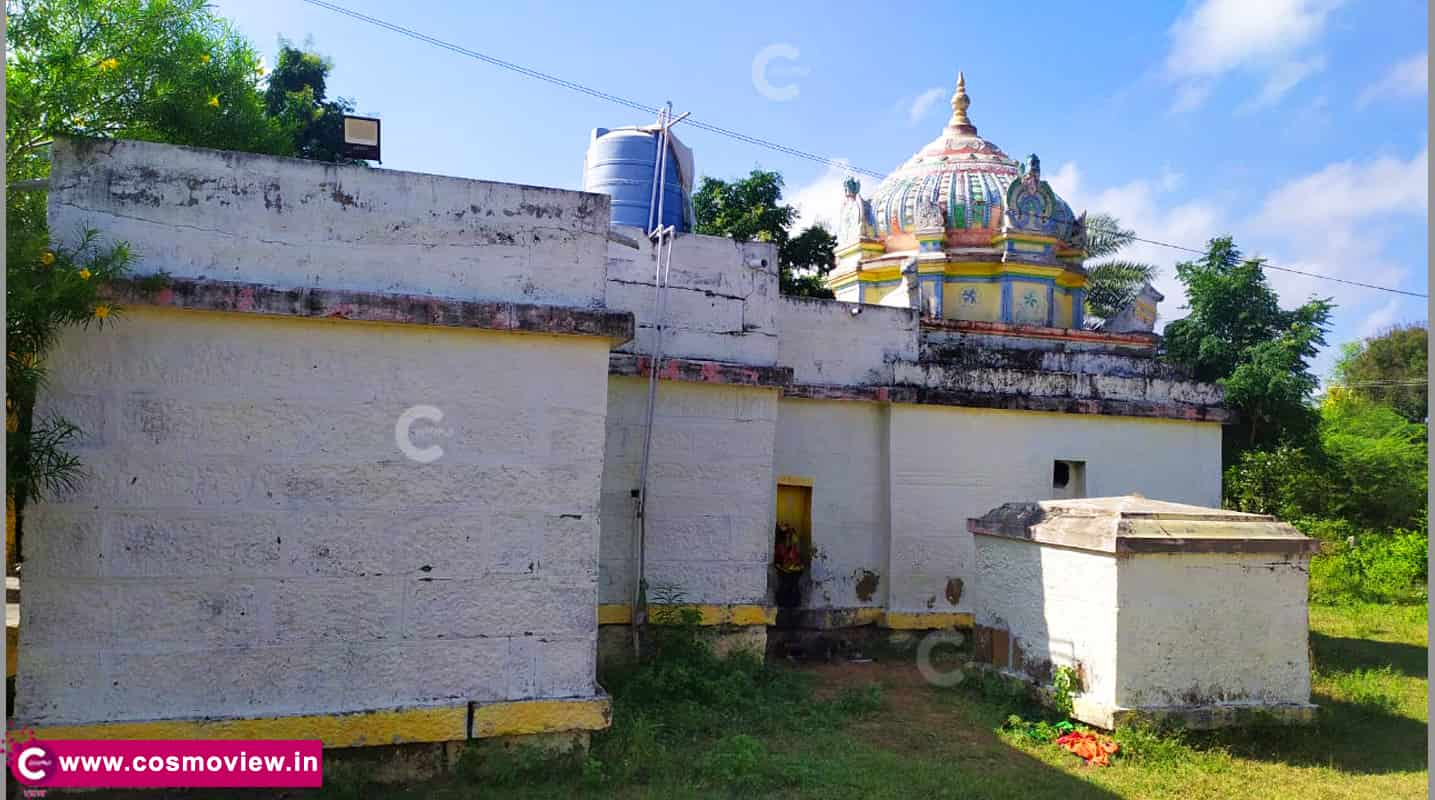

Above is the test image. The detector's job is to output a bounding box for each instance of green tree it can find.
[1162,237,1333,456]
[7,0,289,561]
[1080,213,1158,324]
[263,41,359,163]
[779,224,837,298]
[5,1,363,563]
[7,0,291,196]
[1332,323,1427,423]
[1317,394,1427,531]
[692,169,836,298]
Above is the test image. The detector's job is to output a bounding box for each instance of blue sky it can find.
[216,0,1427,377]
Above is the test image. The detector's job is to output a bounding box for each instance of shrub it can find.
[1309,520,1428,605]
[1224,443,1329,520]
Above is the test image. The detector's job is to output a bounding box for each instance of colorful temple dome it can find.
[828,72,1094,329]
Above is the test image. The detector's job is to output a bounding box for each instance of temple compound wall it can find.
[18,137,1233,746]
[22,138,628,745]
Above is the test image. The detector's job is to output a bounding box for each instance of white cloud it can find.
[1170,82,1213,113]
[1358,52,1429,107]
[1242,55,1327,111]
[1056,162,1222,321]
[907,87,945,125]
[1061,148,1426,380]
[788,160,851,232]
[1164,0,1341,112]
[1356,298,1402,339]
[1046,161,1081,200]
[1255,148,1428,228]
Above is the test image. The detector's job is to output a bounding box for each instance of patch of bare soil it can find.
[801,658,1019,765]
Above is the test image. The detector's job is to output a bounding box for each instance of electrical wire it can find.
[299,0,1428,299]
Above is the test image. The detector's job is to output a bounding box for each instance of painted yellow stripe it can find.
[597,604,633,625]
[598,603,776,626]
[471,698,611,738]
[881,611,975,630]
[32,704,469,747]
[828,261,1086,289]
[30,697,614,747]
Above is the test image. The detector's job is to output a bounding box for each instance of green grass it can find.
[98,603,1428,800]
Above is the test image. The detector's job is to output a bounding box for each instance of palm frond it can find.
[1084,259,1157,323]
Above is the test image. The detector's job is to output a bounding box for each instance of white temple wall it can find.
[886,405,1222,614]
[48,138,609,307]
[773,398,891,609]
[1114,553,1312,709]
[605,226,779,366]
[599,378,777,608]
[23,137,621,737]
[972,536,1121,707]
[776,297,918,386]
[22,311,610,727]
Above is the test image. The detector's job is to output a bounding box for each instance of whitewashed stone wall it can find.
[777,297,918,386]
[21,137,619,729]
[599,379,776,606]
[606,226,779,366]
[887,405,1222,614]
[21,312,610,725]
[773,399,890,609]
[48,137,610,307]
[1115,553,1312,709]
[973,536,1120,704]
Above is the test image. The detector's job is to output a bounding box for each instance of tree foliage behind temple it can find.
[1162,237,1333,457]
[1333,323,1427,423]
[692,169,836,298]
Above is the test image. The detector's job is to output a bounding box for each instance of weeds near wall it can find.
[431,580,888,793]
[1050,665,1080,718]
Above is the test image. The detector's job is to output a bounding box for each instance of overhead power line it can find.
[300,0,1427,300]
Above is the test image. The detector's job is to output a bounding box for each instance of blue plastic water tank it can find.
[583,127,690,232]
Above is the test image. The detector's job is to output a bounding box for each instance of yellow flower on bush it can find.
[93,304,111,320]
[98,57,119,71]
[200,54,211,64]
[39,251,55,266]
[78,268,92,280]
[207,95,221,108]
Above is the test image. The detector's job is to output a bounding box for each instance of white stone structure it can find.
[23,138,630,745]
[15,130,1304,745]
[970,497,1318,728]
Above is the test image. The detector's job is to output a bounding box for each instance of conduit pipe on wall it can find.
[633,102,688,658]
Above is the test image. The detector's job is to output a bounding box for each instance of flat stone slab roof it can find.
[968,495,1318,556]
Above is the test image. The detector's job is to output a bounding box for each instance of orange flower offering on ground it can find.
[1054,730,1119,767]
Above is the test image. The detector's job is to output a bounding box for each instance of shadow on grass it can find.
[1180,695,1426,774]
[1179,628,1428,775]
[1312,631,1428,678]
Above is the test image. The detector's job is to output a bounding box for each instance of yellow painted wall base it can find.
[880,611,975,630]
[471,698,611,739]
[31,697,612,749]
[598,603,777,626]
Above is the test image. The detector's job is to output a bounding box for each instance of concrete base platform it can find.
[1079,699,1320,731]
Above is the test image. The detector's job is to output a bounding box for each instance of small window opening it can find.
[1053,460,1086,499]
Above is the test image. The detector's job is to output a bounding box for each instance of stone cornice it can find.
[106,277,635,344]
